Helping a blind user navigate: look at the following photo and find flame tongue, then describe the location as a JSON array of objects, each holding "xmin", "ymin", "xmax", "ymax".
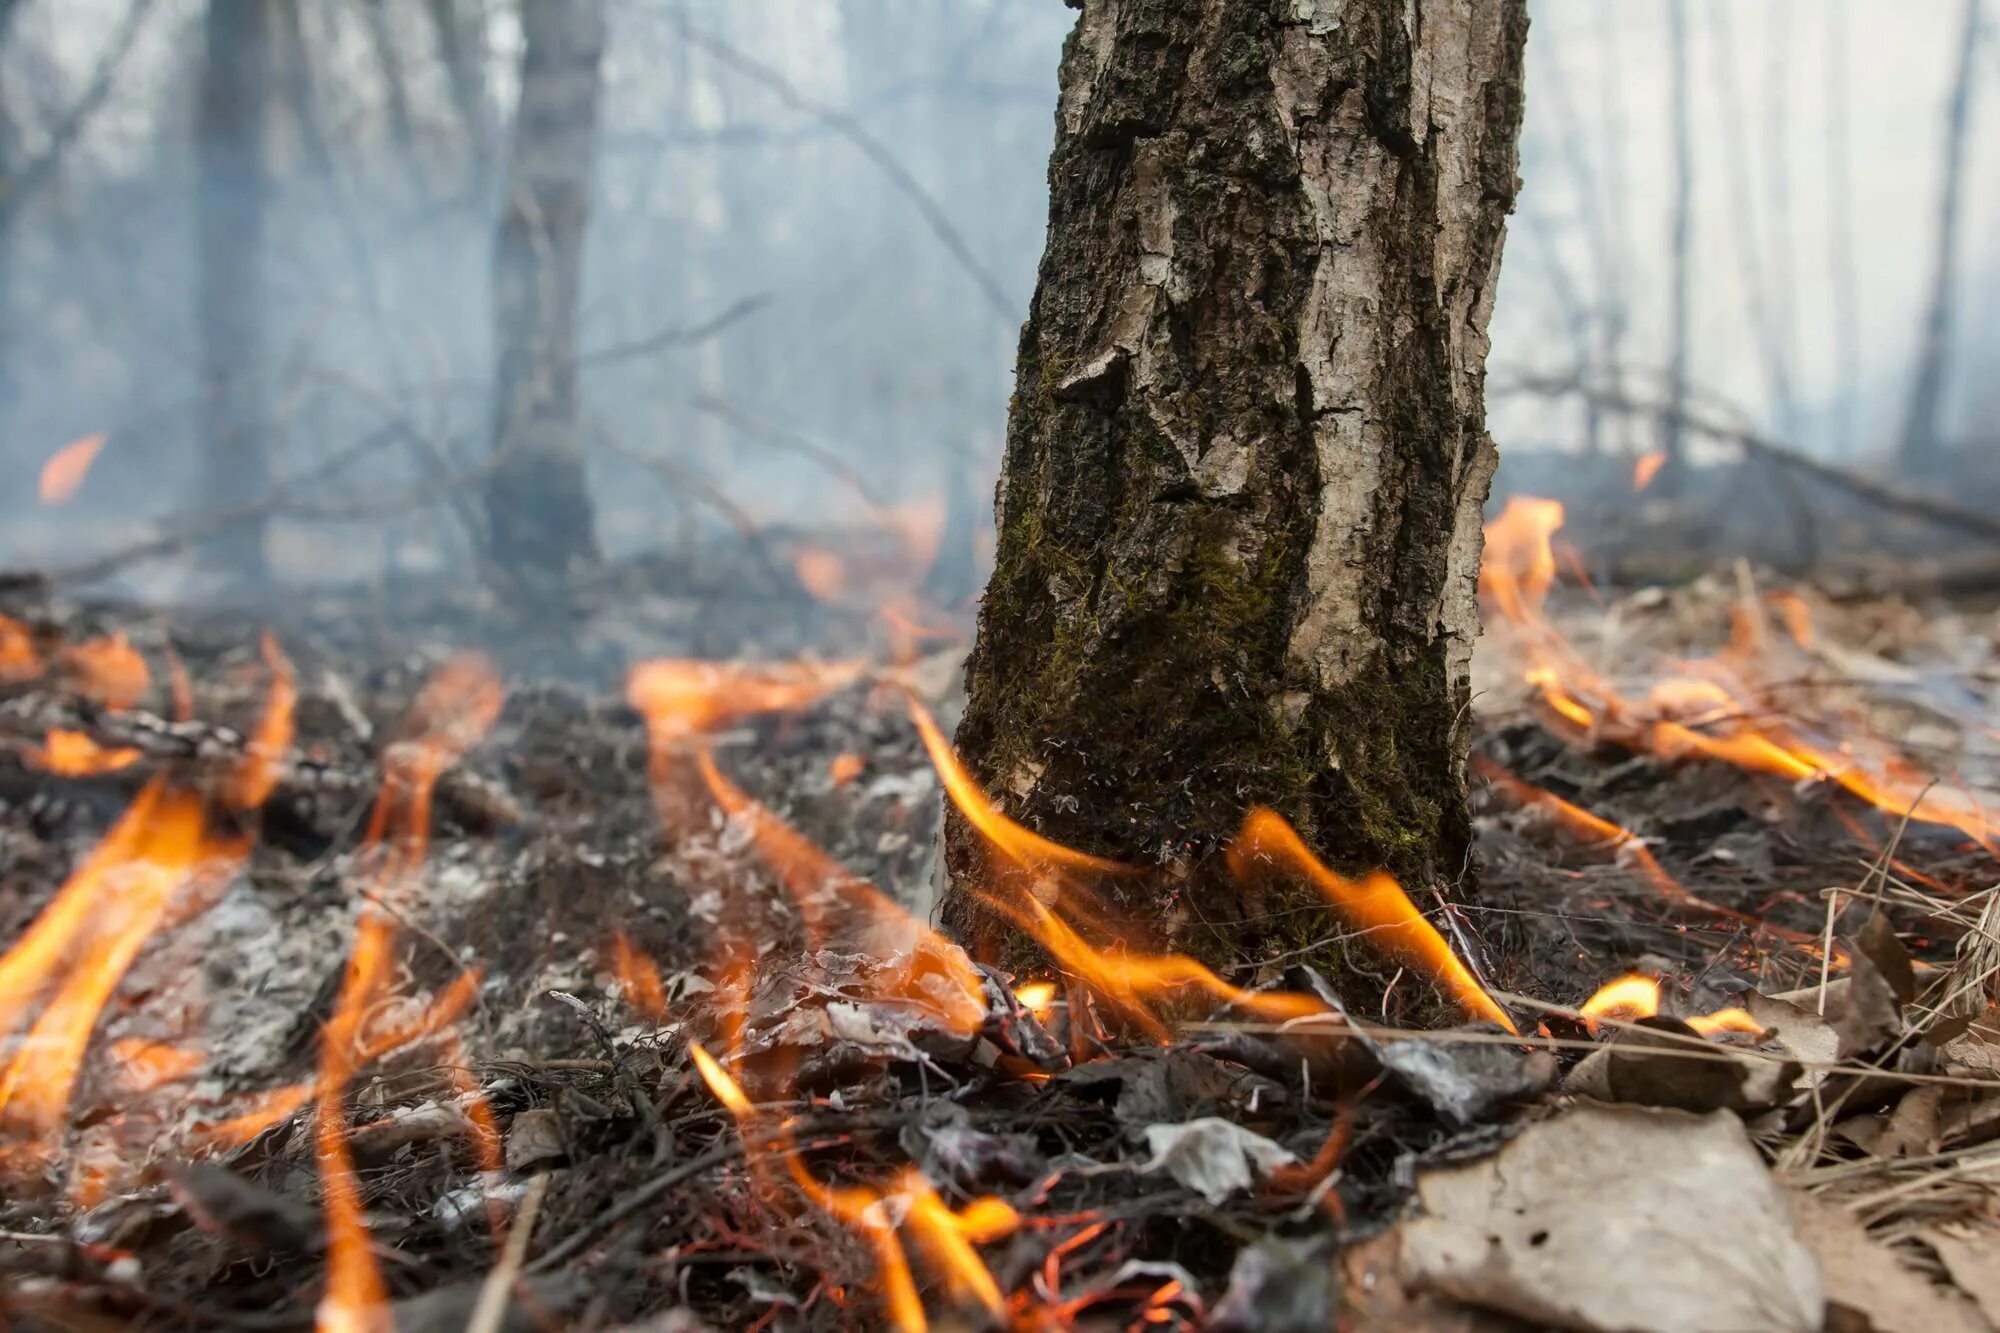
[
  {"xmin": 1482, "ymin": 497, "xmax": 1998, "ymax": 852},
  {"xmin": 909, "ymin": 697, "xmax": 1509, "ymax": 1035},
  {"xmin": 38, "ymin": 433, "xmax": 106, "ymax": 506},
  {"xmin": 688, "ymin": 1042, "xmax": 1015, "ymax": 1333},
  {"xmin": 0, "ymin": 781, "xmax": 247, "ymax": 1152},
  {"xmin": 313, "ymin": 655, "xmax": 502, "ymax": 1333},
  {"xmin": 1229, "ymin": 810, "xmax": 1517, "ymax": 1033}
]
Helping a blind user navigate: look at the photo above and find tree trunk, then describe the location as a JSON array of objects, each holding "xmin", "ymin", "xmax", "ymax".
[
  {"xmin": 940, "ymin": 0, "xmax": 1528, "ymax": 975},
  {"xmin": 425, "ymin": 0, "xmax": 495, "ymax": 187},
  {"xmin": 198, "ymin": 0, "xmax": 275, "ymax": 581},
  {"xmin": 1659, "ymin": 0, "xmax": 1692, "ymax": 484},
  {"xmin": 1898, "ymin": 0, "xmax": 1980, "ymax": 476},
  {"xmin": 483, "ymin": 0, "xmax": 606, "ymax": 585}
]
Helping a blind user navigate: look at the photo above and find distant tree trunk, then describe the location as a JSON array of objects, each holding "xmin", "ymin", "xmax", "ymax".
[
  {"xmin": 940, "ymin": 0, "xmax": 1529, "ymax": 973},
  {"xmin": 1593, "ymin": 1, "xmax": 1632, "ymax": 454},
  {"xmin": 0, "ymin": 0, "xmax": 22, "ymax": 415},
  {"xmin": 425, "ymin": 0, "xmax": 495, "ymax": 186},
  {"xmin": 1660, "ymin": 0, "xmax": 1693, "ymax": 482},
  {"xmin": 1899, "ymin": 0, "xmax": 1981, "ymax": 475},
  {"xmin": 198, "ymin": 0, "xmax": 275, "ymax": 581},
  {"xmin": 1824, "ymin": 0, "xmax": 1860, "ymax": 458},
  {"xmin": 483, "ymin": 0, "xmax": 606, "ymax": 585}
]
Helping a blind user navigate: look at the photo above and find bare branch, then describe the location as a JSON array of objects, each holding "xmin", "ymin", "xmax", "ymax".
[
  {"xmin": 1498, "ymin": 373, "xmax": 2000, "ymax": 545},
  {"xmin": 655, "ymin": 10, "xmax": 1019, "ymax": 326},
  {"xmin": 0, "ymin": 0, "xmax": 157, "ymax": 229}
]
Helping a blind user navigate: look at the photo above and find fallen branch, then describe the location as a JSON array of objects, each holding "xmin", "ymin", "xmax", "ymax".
[{"xmin": 1499, "ymin": 374, "xmax": 2000, "ymax": 544}]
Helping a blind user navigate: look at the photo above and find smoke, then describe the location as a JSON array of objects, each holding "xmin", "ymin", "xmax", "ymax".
[{"xmin": 0, "ymin": 0, "xmax": 1993, "ymax": 596}]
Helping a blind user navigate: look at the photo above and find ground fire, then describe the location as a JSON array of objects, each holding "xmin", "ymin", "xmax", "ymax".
[{"xmin": 4, "ymin": 3, "xmax": 2000, "ymax": 1331}]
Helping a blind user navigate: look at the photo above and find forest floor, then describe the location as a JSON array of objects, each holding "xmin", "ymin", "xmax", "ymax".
[{"xmin": 0, "ymin": 543, "xmax": 1997, "ymax": 1331}]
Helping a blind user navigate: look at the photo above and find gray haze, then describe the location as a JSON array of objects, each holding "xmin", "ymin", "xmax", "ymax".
[{"xmin": 0, "ymin": 1, "xmax": 1992, "ymax": 592}]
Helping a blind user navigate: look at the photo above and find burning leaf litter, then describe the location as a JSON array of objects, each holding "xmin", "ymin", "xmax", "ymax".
[{"xmin": 1, "ymin": 505, "xmax": 1999, "ymax": 1328}]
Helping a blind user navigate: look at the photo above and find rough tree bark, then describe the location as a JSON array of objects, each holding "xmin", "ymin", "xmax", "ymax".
[
  {"xmin": 198, "ymin": 0, "xmax": 275, "ymax": 581},
  {"xmin": 941, "ymin": 0, "xmax": 1528, "ymax": 974},
  {"xmin": 483, "ymin": 0, "xmax": 607, "ymax": 585},
  {"xmin": 1898, "ymin": 0, "xmax": 1980, "ymax": 475}
]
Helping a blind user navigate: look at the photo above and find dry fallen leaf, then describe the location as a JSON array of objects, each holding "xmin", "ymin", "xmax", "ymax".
[
  {"xmin": 1396, "ymin": 1103, "xmax": 1822, "ymax": 1333},
  {"xmin": 1140, "ymin": 1117, "xmax": 1297, "ymax": 1205},
  {"xmin": 1791, "ymin": 1193, "xmax": 1985, "ymax": 1333},
  {"xmin": 1923, "ymin": 1224, "xmax": 2000, "ymax": 1326}
]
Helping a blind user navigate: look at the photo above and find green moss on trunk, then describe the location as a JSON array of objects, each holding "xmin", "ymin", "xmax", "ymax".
[{"xmin": 942, "ymin": 0, "xmax": 1528, "ymax": 1011}]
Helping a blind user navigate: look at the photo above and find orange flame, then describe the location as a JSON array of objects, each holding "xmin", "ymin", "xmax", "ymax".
[
  {"xmin": 0, "ymin": 614, "xmax": 40, "ymax": 683},
  {"xmin": 63, "ymin": 633, "xmax": 149, "ymax": 710},
  {"xmin": 1575, "ymin": 974, "xmax": 1765, "ymax": 1039},
  {"xmin": 313, "ymin": 656, "xmax": 501, "ymax": 1333},
  {"xmin": 794, "ymin": 548, "xmax": 850, "ymax": 602},
  {"xmin": 1011, "ymin": 896, "xmax": 1330, "ymax": 1042},
  {"xmin": 1686, "ymin": 1007, "xmax": 1764, "ymax": 1037},
  {"xmin": 694, "ymin": 745, "xmax": 986, "ymax": 1035},
  {"xmin": 29, "ymin": 729, "xmax": 141, "ymax": 776},
  {"xmin": 38, "ymin": 433, "xmax": 106, "ymax": 505},
  {"xmin": 1767, "ymin": 592, "xmax": 1815, "ymax": 650},
  {"xmin": 0, "ymin": 781, "xmax": 246, "ymax": 1148},
  {"xmin": 1577, "ymin": 973, "xmax": 1661, "ymax": 1028},
  {"xmin": 689, "ymin": 1042, "xmax": 1011, "ymax": 1333},
  {"xmin": 1014, "ymin": 980, "xmax": 1059, "ymax": 1021},
  {"xmin": 898, "ymin": 1169, "xmax": 1019, "ymax": 1316},
  {"xmin": 1480, "ymin": 496, "xmax": 1569, "ymax": 626},
  {"xmin": 1229, "ymin": 809, "xmax": 1515, "ymax": 1032},
  {"xmin": 912, "ymin": 697, "xmax": 1486, "ymax": 1035},
  {"xmin": 1632, "ymin": 450, "xmax": 1667, "ymax": 492},
  {"xmin": 105, "ymin": 1037, "xmax": 206, "ymax": 1095},
  {"xmin": 612, "ymin": 931, "xmax": 669, "ymax": 1022},
  {"xmin": 192, "ymin": 1082, "xmax": 312, "ymax": 1147},
  {"xmin": 226, "ymin": 632, "xmax": 296, "ymax": 809},
  {"xmin": 1481, "ymin": 498, "xmax": 1997, "ymax": 852},
  {"xmin": 628, "ymin": 658, "xmax": 863, "ymax": 741},
  {"xmin": 829, "ymin": 751, "xmax": 866, "ymax": 786},
  {"xmin": 906, "ymin": 699, "xmax": 1132, "ymax": 881}
]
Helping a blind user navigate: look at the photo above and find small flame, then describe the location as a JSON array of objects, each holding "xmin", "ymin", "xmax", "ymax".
[
  {"xmin": 1228, "ymin": 809, "xmax": 1516, "ymax": 1033},
  {"xmin": 0, "ymin": 781, "xmax": 245, "ymax": 1148},
  {"xmin": 828, "ymin": 751, "xmax": 866, "ymax": 786},
  {"xmin": 898, "ymin": 1169, "xmax": 1019, "ymax": 1316},
  {"xmin": 105, "ymin": 1037, "xmax": 205, "ymax": 1096},
  {"xmin": 1575, "ymin": 974, "xmax": 1765, "ymax": 1039},
  {"xmin": 1577, "ymin": 973, "xmax": 1660, "ymax": 1028},
  {"xmin": 313, "ymin": 656, "xmax": 501, "ymax": 1333},
  {"xmin": 63, "ymin": 633, "xmax": 149, "ymax": 710},
  {"xmin": 1014, "ymin": 980, "xmax": 1059, "ymax": 1020},
  {"xmin": 695, "ymin": 745, "xmax": 986, "ymax": 1034},
  {"xmin": 907, "ymin": 699, "xmax": 1132, "ymax": 880},
  {"xmin": 1768, "ymin": 592, "xmax": 1815, "ymax": 650},
  {"xmin": 226, "ymin": 633, "xmax": 297, "ymax": 810},
  {"xmin": 38, "ymin": 433, "xmax": 106, "ymax": 505},
  {"xmin": 1686, "ymin": 1007, "xmax": 1764, "ymax": 1037},
  {"xmin": 794, "ymin": 548, "xmax": 850, "ymax": 602},
  {"xmin": 1011, "ymin": 895, "xmax": 1330, "ymax": 1041},
  {"xmin": 0, "ymin": 614, "xmax": 40, "ymax": 683},
  {"xmin": 1480, "ymin": 496, "xmax": 1568, "ymax": 625},
  {"xmin": 192, "ymin": 1082, "xmax": 312, "ymax": 1147},
  {"xmin": 30, "ymin": 729, "xmax": 141, "ymax": 776},
  {"xmin": 1632, "ymin": 449, "xmax": 1667, "ymax": 492},
  {"xmin": 612, "ymin": 931, "xmax": 669, "ymax": 1022},
  {"xmin": 1481, "ymin": 498, "xmax": 1996, "ymax": 852},
  {"xmin": 628, "ymin": 658, "xmax": 863, "ymax": 741},
  {"xmin": 1475, "ymin": 759, "xmax": 1764, "ymax": 928},
  {"xmin": 690, "ymin": 1042, "xmax": 1002, "ymax": 1333}
]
